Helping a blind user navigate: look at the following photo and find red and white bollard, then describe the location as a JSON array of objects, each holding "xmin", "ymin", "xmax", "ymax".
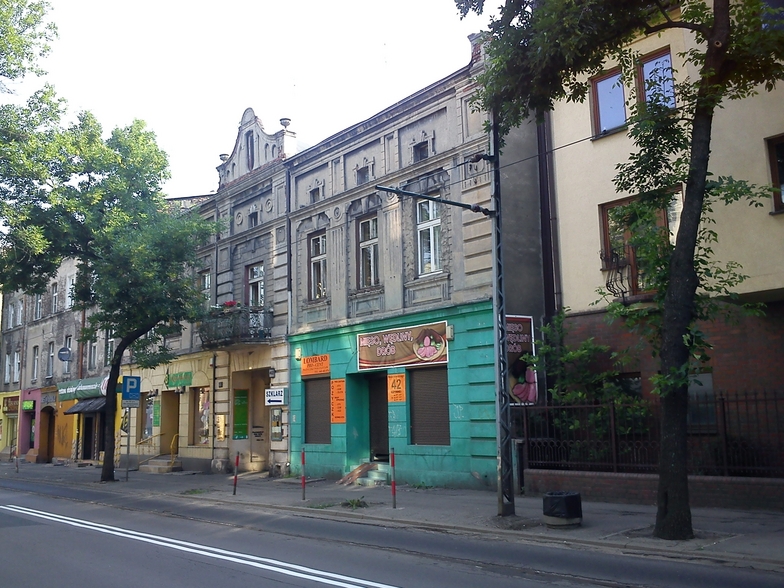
[
  {"xmin": 301, "ymin": 447, "xmax": 306, "ymax": 501},
  {"xmin": 391, "ymin": 447, "xmax": 397, "ymax": 509}
]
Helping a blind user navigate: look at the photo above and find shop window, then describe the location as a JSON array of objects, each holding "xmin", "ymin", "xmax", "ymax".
[
  {"xmin": 358, "ymin": 216, "xmax": 379, "ymax": 288},
  {"xmin": 417, "ymin": 199, "xmax": 441, "ymax": 275},
  {"xmin": 409, "ymin": 367, "xmax": 450, "ymax": 445},
  {"xmin": 247, "ymin": 263, "xmax": 264, "ymax": 308},
  {"xmin": 304, "ymin": 378, "xmax": 331, "ymax": 444},
  {"xmin": 309, "ymin": 232, "xmax": 327, "ymax": 300},
  {"xmin": 189, "ymin": 387, "xmax": 210, "ymax": 445},
  {"xmin": 767, "ymin": 134, "xmax": 784, "ymax": 212},
  {"xmin": 139, "ymin": 393, "xmax": 155, "ymax": 441},
  {"xmin": 592, "ymin": 68, "xmax": 626, "ymax": 135}
]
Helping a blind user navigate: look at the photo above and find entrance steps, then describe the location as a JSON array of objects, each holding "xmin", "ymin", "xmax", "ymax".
[
  {"xmin": 138, "ymin": 455, "xmax": 183, "ymax": 474},
  {"xmin": 339, "ymin": 462, "xmax": 390, "ymax": 486}
]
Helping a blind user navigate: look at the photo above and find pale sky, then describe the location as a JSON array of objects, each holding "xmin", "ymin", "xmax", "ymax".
[{"xmin": 13, "ymin": 0, "xmax": 492, "ymax": 198}]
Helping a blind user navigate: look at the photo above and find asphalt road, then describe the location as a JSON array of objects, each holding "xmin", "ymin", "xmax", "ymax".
[{"xmin": 0, "ymin": 479, "xmax": 781, "ymax": 588}]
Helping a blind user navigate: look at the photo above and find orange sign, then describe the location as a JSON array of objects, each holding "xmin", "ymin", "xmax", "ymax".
[
  {"xmin": 330, "ymin": 379, "xmax": 346, "ymax": 423},
  {"xmin": 387, "ymin": 374, "xmax": 406, "ymax": 403},
  {"xmin": 301, "ymin": 354, "xmax": 330, "ymax": 377}
]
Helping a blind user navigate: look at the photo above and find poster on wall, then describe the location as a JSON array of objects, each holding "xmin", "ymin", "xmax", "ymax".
[
  {"xmin": 233, "ymin": 389, "xmax": 249, "ymax": 440},
  {"xmin": 330, "ymin": 379, "xmax": 346, "ymax": 424},
  {"xmin": 507, "ymin": 315, "xmax": 537, "ymax": 405},
  {"xmin": 358, "ymin": 321, "xmax": 448, "ymax": 371}
]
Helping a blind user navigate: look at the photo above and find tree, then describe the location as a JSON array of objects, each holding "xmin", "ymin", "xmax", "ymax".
[
  {"xmin": 457, "ymin": 0, "xmax": 784, "ymax": 539},
  {"xmin": 0, "ymin": 97, "xmax": 214, "ymax": 481},
  {"xmin": 0, "ymin": 0, "xmax": 56, "ymax": 92}
]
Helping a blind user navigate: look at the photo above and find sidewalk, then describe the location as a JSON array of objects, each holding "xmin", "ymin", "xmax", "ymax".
[{"xmin": 2, "ymin": 460, "xmax": 783, "ymax": 573}]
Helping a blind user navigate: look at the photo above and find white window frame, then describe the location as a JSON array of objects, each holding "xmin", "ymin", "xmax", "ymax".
[
  {"xmin": 13, "ymin": 350, "xmax": 20, "ymax": 383},
  {"xmin": 63, "ymin": 335, "xmax": 72, "ymax": 374},
  {"xmin": 417, "ymin": 199, "xmax": 442, "ymax": 275},
  {"xmin": 4, "ymin": 353, "xmax": 11, "ymax": 384},
  {"xmin": 47, "ymin": 342, "xmax": 54, "ymax": 378},
  {"xmin": 66, "ymin": 275, "xmax": 75, "ymax": 309},
  {"xmin": 359, "ymin": 217, "xmax": 379, "ymax": 288},
  {"xmin": 310, "ymin": 233, "xmax": 327, "ymax": 300},
  {"xmin": 248, "ymin": 263, "xmax": 264, "ymax": 308},
  {"xmin": 15, "ymin": 301, "xmax": 22, "ymax": 326},
  {"xmin": 51, "ymin": 282, "xmax": 58, "ymax": 314},
  {"xmin": 34, "ymin": 294, "xmax": 42, "ymax": 320},
  {"xmin": 105, "ymin": 330, "xmax": 115, "ymax": 366},
  {"xmin": 88, "ymin": 340, "xmax": 98, "ymax": 370},
  {"xmin": 32, "ymin": 346, "xmax": 39, "ymax": 381},
  {"xmin": 7, "ymin": 303, "xmax": 14, "ymax": 329}
]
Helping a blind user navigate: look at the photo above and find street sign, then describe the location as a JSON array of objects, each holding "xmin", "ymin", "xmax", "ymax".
[
  {"xmin": 121, "ymin": 376, "xmax": 141, "ymax": 408},
  {"xmin": 264, "ymin": 387, "xmax": 287, "ymax": 406}
]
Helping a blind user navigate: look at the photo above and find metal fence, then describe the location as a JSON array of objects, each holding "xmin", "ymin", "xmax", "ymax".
[{"xmin": 514, "ymin": 390, "xmax": 784, "ymax": 478}]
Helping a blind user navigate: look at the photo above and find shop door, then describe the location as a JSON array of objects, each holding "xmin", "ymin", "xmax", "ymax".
[
  {"xmin": 250, "ymin": 387, "xmax": 270, "ymax": 470},
  {"xmin": 368, "ymin": 375, "xmax": 389, "ymax": 462},
  {"xmin": 160, "ymin": 391, "xmax": 179, "ymax": 455},
  {"xmin": 83, "ymin": 416, "xmax": 94, "ymax": 460},
  {"xmin": 39, "ymin": 407, "xmax": 54, "ymax": 463}
]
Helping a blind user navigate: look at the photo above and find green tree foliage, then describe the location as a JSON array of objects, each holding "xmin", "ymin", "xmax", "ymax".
[
  {"xmin": 457, "ymin": 0, "xmax": 784, "ymax": 539},
  {"xmin": 0, "ymin": 0, "xmax": 56, "ymax": 92},
  {"xmin": 0, "ymin": 92, "xmax": 215, "ymax": 481}
]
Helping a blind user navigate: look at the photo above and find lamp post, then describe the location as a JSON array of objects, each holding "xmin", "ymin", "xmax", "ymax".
[{"xmin": 375, "ymin": 117, "xmax": 515, "ymax": 516}]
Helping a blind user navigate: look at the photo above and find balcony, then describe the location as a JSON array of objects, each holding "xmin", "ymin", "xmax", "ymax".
[{"xmin": 198, "ymin": 306, "xmax": 273, "ymax": 349}]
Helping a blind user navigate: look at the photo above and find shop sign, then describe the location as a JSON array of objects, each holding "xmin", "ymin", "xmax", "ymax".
[
  {"xmin": 22, "ymin": 400, "xmax": 35, "ymax": 411},
  {"xmin": 387, "ymin": 373, "xmax": 406, "ymax": 403},
  {"xmin": 165, "ymin": 371, "xmax": 193, "ymax": 388},
  {"xmin": 506, "ymin": 315, "xmax": 537, "ymax": 405},
  {"xmin": 2, "ymin": 396, "xmax": 19, "ymax": 413},
  {"xmin": 41, "ymin": 387, "xmax": 57, "ymax": 408},
  {"xmin": 233, "ymin": 389, "xmax": 249, "ymax": 440},
  {"xmin": 301, "ymin": 354, "xmax": 330, "ymax": 377},
  {"xmin": 358, "ymin": 321, "xmax": 448, "ymax": 371},
  {"xmin": 57, "ymin": 377, "xmax": 105, "ymax": 400},
  {"xmin": 264, "ymin": 388, "xmax": 287, "ymax": 406},
  {"xmin": 330, "ymin": 379, "xmax": 346, "ymax": 424}
]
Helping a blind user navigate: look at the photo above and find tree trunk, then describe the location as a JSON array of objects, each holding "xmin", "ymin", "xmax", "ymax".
[{"xmin": 100, "ymin": 337, "xmax": 133, "ymax": 482}]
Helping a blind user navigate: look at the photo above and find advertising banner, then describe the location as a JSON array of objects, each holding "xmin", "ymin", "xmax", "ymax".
[
  {"xmin": 507, "ymin": 315, "xmax": 537, "ymax": 405},
  {"xmin": 358, "ymin": 321, "xmax": 448, "ymax": 371}
]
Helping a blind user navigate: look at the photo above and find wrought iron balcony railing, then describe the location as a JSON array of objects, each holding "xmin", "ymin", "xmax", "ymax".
[{"xmin": 198, "ymin": 306, "xmax": 273, "ymax": 348}]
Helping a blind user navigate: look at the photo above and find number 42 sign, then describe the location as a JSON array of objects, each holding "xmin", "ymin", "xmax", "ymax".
[{"xmin": 387, "ymin": 374, "xmax": 406, "ymax": 403}]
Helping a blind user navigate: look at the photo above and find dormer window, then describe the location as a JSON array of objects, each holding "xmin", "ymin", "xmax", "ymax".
[{"xmin": 356, "ymin": 167, "xmax": 369, "ymax": 186}]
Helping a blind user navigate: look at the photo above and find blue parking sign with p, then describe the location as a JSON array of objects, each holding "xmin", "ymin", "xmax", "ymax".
[{"xmin": 122, "ymin": 376, "xmax": 141, "ymax": 407}]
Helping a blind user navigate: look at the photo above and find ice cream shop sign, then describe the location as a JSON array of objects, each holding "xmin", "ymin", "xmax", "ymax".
[{"xmin": 358, "ymin": 321, "xmax": 449, "ymax": 370}]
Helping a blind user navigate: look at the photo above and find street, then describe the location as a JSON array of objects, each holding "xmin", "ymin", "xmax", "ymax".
[{"xmin": 1, "ymin": 478, "xmax": 782, "ymax": 588}]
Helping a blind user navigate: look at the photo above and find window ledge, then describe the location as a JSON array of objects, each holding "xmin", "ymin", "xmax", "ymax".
[
  {"xmin": 591, "ymin": 125, "xmax": 628, "ymax": 140},
  {"xmin": 769, "ymin": 208, "xmax": 784, "ymax": 216}
]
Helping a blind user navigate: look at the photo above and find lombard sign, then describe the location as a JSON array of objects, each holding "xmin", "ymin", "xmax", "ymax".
[
  {"xmin": 358, "ymin": 321, "xmax": 448, "ymax": 371},
  {"xmin": 264, "ymin": 388, "xmax": 288, "ymax": 406},
  {"xmin": 301, "ymin": 354, "xmax": 330, "ymax": 378}
]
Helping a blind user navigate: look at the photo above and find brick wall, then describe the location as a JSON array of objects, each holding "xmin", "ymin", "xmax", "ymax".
[{"xmin": 524, "ymin": 469, "xmax": 784, "ymax": 511}]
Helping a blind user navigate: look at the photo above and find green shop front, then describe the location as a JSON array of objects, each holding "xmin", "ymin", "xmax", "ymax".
[{"xmin": 289, "ymin": 301, "xmax": 499, "ymax": 488}]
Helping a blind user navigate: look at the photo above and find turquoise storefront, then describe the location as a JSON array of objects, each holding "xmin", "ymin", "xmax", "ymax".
[{"xmin": 289, "ymin": 300, "xmax": 499, "ymax": 488}]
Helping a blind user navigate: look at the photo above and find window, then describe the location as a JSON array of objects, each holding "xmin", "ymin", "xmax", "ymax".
[
  {"xmin": 189, "ymin": 387, "xmax": 210, "ymax": 445},
  {"xmin": 200, "ymin": 271, "xmax": 211, "ymax": 306},
  {"xmin": 687, "ymin": 372, "xmax": 716, "ymax": 432},
  {"xmin": 245, "ymin": 131, "xmax": 255, "ymax": 169},
  {"xmin": 310, "ymin": 187, "xmax": 321, "ymax": 203},
  {"xmin": 15, "ymin": 302, "xmax": 22, "ymax": 326},
  {"xmin": 105, "ymin": 330, "xmax": 115, "ymax": 366},
  {"xmin": 413, "ymin": 141, "xmax": 429, "ymax": 162},
  {"xmin": 46, "ymin": 342, "xmax": 54, "ymax": 377},
  {"xmin": 248, "ymin": 211, "xmax": 258, "ymax": 227},
  {"xmin": 600, "ymin": 194, "xmax": 681, "ymax": 297},
  {"xmin": 304, "ymin": 378, "xmax": 331, "ymax": 444},
  {"xmin": 13, "ymin": 350, "xmax": 20, "ymax": 383},
  {"xmin": 31, "ymin": 346, "xmax": 39, "ymax": 381},
  {"xmin": 409, "ymin": 367, "xmax": 450, "ymax": 445},
  {"xmin": 4, "ymin": 353, "xmax": 11, "ymax": 384},
  {"xmin": 417, "ymin": 199, "xmax": 441, "ymax": 274},
  {"xmin": 309, "ymin": 233, "xmax": 327, "ymax": 300},
  {"xmin": 34, "ymin": 294, "xmax": 42, "ymax": 320},
  {"xmin": 139, "ymin": 393, "xmax": 155, "ymax": 441},
  {"xmin": 66, "ymin": 275, "xmax": 75, "ymax": 308},
  {"xmin": 639, "ymin": 49, "xmax": 675, "ymax": 108},
  {"xmin": 767, "ymin": 134, "xmax": 784, "ymax": 212},
  {"xmin": 63, "ymin": 335, "xmax": 72, "ymax": 374},
  {"xmin": 51, "ymin": 282, "xmax": 58, "ymax": 313},
  {"xmin": 359, "ymin": 217, "xmax": 379, "ymax": 288},
  {"xmin": 7, "ymin": 303, "xmax": 14, "ymax": 329},
  {"xmin": 247, "ymin": 263, "xmax": 264, "ymax": 307},
  {"xmin": 356, "ymin": 166, "xmax": 369, "ymax": 186},
  {"xmin": 592, "ymin": 68, "xmax": 626, "ymax": 134},
  {"xmin": 88, "ymin": 340, "xmax": 97, "ymax": 370},
  {"xmin": 763, "ymin": 0, "xmax": 784, "ymax": 28}
]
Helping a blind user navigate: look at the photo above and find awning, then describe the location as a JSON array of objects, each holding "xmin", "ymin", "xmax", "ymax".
[
  {"xmin": 57, "ymin": 376, "xmax": 106, "ymax": 400},
  {"xmin": 63, "ymin": 396, "xmax": 107, "ymax": 414}
]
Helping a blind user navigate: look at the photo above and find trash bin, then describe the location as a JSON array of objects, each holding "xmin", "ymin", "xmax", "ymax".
[{"xmin": 542, "ymin": 491, "xmax": 582, "ymax": 528}]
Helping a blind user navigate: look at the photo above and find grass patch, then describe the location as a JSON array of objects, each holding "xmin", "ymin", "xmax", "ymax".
[
  {"xmin": 341, "ymin": 497, "xmax": 368, "ymax": 510},
  {"xmin": 307, "ymin": 502, "xmax": 338, "ymax": 510},
  {"xmin": 181, "ymin": 488, "xmax": 210, "ymax": 495}
]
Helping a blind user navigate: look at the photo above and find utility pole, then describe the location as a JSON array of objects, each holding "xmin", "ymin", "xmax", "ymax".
[{"xmin": 375, "ymin": 115, "xmax": 515, "ymax": 516}]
